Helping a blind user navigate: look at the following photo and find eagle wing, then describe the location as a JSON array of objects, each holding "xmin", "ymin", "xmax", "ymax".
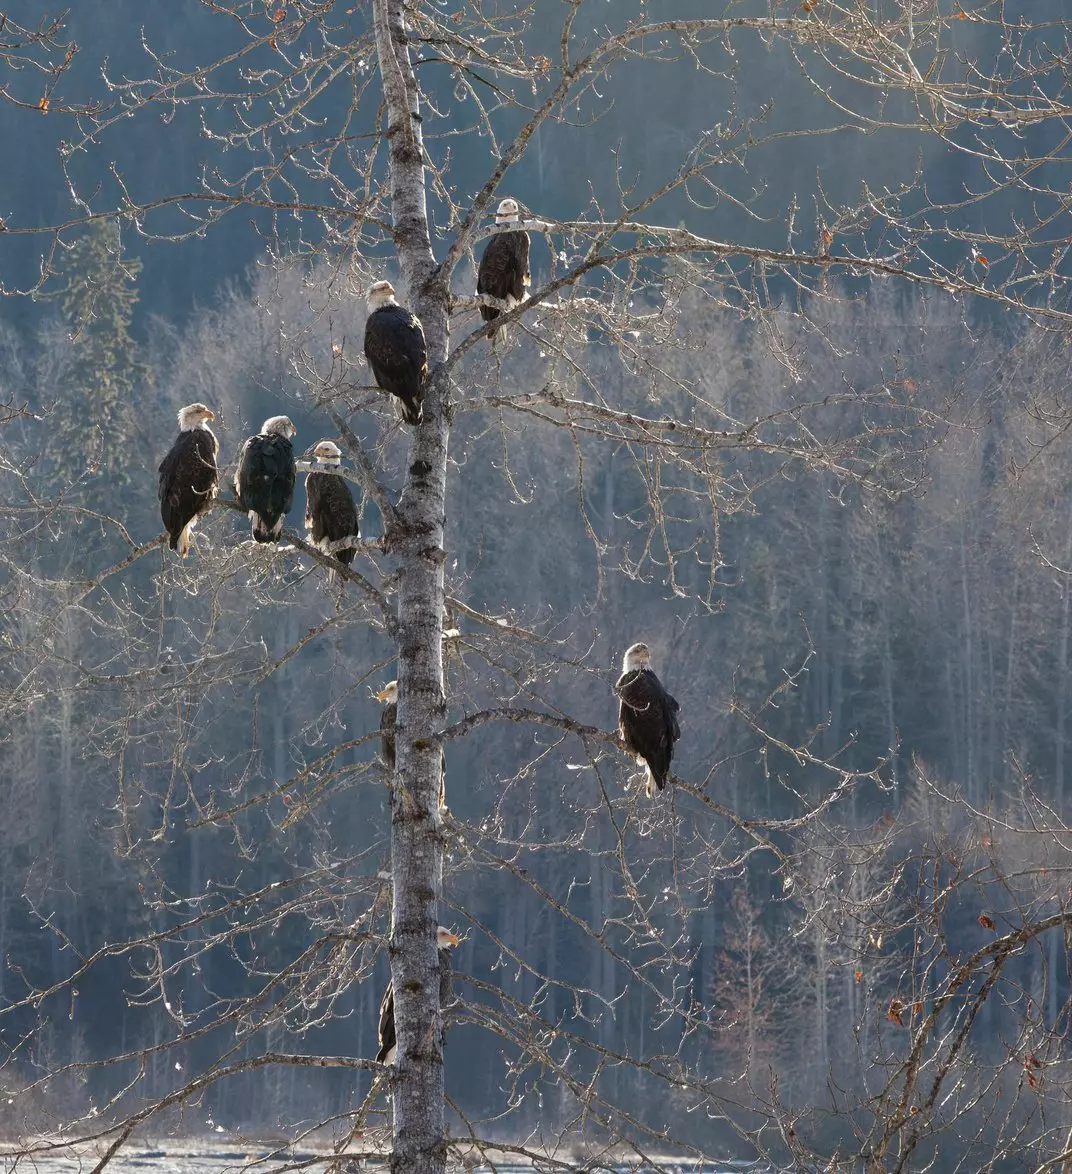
[
  {"xmin": 439, "ymin": 944, "xmax": 454, "ymax": 1010},
  {"xmin": 364, "ymin": 307, "xmax": 428, "ymax": 388},
  {"xmin": 376, "ymin": 980, "xmax": 396, "ymax": 1064},
  {"xmin": 236, "ymin": 434, "xmax": 296, "ymax": 527},
  {"xmin": 364, "ymin": 306, "xmax": 428, "ymax": 425},
  {"xmin": 380, "ymin": 701, "xmax": 397, "ymax": 770}
]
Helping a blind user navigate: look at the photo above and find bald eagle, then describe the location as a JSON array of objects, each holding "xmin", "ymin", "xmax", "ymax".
[
  {"xmin": 616, "ymin": 642, "xmax": 681, "ymax": 797},
  {"xmin": 234, "ymin": 416, "xmax": 297, "ymax": 543},
  {"xmin": 376, "ymin": 680, "xmax": 448, "ymax": 818},
  {"xmin": 477, "ymin": 198, "xmax": 530, "ymax": 336},
  {"xmin": 305, "ymin": 440, "xmax": 359, "ymax": 580},
  {"xmin": 377, "ymin": 679, "xmax": 399, "ymax": 771},
  {"xmin": 376, "ymin": 927, "xmax": 459, "ymax": 1066},
  {"xmin": 364, "ymin": 281, "xmax": 427, "ymax": 426},
  {"xmin": 158, "ymin": 402, "xmax": 220, "ymax": 557}
]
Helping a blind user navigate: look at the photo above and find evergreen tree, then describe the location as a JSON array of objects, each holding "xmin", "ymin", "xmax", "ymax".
[{"xmin": 48, "ymin": 219, "xmax": 146, "ymax": 523}]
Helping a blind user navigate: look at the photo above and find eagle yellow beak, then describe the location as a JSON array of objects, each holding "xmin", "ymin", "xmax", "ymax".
[
  {"xmin": 440, "ymin": 930, "xmax": 460, "ymax": 948},
  {"xmin": 374, "ymin": 686, "xmax": 393, "ymax": 702},
  {"xmin": 204, "ymin": 409, "xmax": 216, "ymax": 421}
]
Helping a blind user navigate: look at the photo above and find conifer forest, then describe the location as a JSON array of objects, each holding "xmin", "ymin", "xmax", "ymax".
[{"xmin": 4, "ymin": 1, "xmax": 1072, "ymax": 1171}]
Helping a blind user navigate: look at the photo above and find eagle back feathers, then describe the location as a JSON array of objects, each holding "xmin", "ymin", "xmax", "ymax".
[
  {"xmin": 380, "ymin": 701, "xmax": 397, "ymax": 771},
  {"xmin": 376, "ymin": 980, "xmax": 396, "ymax": 1064},
  {"xmin": 235, "ymin": 432, "xmax": 296, "ymax": 540}
]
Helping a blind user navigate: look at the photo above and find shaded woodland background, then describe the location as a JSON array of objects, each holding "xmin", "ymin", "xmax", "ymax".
[{"xmin": 0, "ymin": 0, "xmax": 1070, "ymax": 1167}]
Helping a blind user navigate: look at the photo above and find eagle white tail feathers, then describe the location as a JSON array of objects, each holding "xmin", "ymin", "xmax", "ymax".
[
  {"xmin": 490, "ymin": 294, "xmax": 520, "ymax": 353},
  {"xmin": 318, "ymin": 538, "xmax": 339, "ymax": 585},
  {"xmin": 250, "ymin": 511, "xmax": 284, "ymax": 543},
  {"xmin": 635, "ymin": 755, "xmax": 657, "ymax": 799},
  {"xmin": 398, "ymin": 398, "xmax": 423, "ymax": 427},
  {"xmin": 176, "ymin": 518, "xmax": 198, "ymax": 557}
]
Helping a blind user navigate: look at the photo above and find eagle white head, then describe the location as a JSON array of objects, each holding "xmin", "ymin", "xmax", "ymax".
[
  {"xmin": 436, "ymin": 926, "xmax": 460, "ymax": 949},
  {"xmin": 178, "ymin": 402, "xmax": 216, "ymax": 431},
  {"xmin": 312, "ymin": 439, "xmax": 342, "ymax": 465},
  {"xmin": 375, "ymin": 680, "xmax": 398, "ymax": 704},
  {"xmin": 495, "ymin": 197, "xmax": 520, "ymax": 225},
  {"xmin": 622, "ymin": 642, "xmax": 652, "ymax": 673},
  {"xmin": 367, "ymin": 280, "xmax": 398, "ymax": 312},
  {"xmin": 261, "ymin": 415, "xmax": 297, "ymax": 439}
]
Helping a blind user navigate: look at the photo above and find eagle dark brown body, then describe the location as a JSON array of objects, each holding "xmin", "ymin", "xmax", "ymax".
[
  {"xmin": 364, "ymin": 281, "xmax": 428, "ymax": 426},
  {"xmin": 616, "ymin": 643, "xmax": 681, "ymax": 797},
  {"xmin": 305, "ymin": 441, "xmax": 359, "ymax": 577},
  {"xmin": 158, "ymin": 403, "xmax": 220, "ymax": 557}
]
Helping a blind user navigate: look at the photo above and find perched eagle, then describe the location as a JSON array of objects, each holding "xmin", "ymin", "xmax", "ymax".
[
  {"xmin": 375, "ymin": 680, "xmax": 448, "ymax": 818},
  {"xmin": 158, "ymin": 402, "xmax": 220, "ymax": 557},
  {"xmin": 377, "ymin": 679, "xmax": 399, "ymax": 771},
  {"xmin": 234, "ymin": 416, "xmax": 297, "ymax": 543},
  {"xmin": 477, "ymin": 197, "xmax": 531, "ymax": 334},
  {"xmin": 305, "ymin": 440, "xmax": 359, "ymax": 580},
  {"xmin": 615, "ymin": 642, "xmax": 681, "ymax": 797},
  {"xmin": 376, "ymin": 926, "xmax": 460, "ymax": 1066},
  {"xmin": 363, "ymin": 281, "xmax": 428, "ymax": 426}
]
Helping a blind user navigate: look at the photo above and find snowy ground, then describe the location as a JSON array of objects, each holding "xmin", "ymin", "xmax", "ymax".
[
  {"xmin": 0, "ymin": 1141, "xmax": 364, "ymax": 1173},
  {"xmin": 0, "ymin": 1143, "xmax": 777, "ymax": 1174}
]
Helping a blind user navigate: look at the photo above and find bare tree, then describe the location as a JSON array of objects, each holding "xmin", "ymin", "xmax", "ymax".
[{"xmin": 6, "ymin": 2, "xmax": 1072, "ymax": 1173}]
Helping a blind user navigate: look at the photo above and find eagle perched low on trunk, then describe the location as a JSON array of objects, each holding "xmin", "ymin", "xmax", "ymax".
[
  {"xmin": 158, "ymin": 402, "xmax": 220, "ymax": 557},
  {"xmin": 376, "ymin": 926, "xmax": 460, "ymax": 1066},
  {"xmin": 375, "ymin": 679, "xmax": 448, "ymax": 820}
]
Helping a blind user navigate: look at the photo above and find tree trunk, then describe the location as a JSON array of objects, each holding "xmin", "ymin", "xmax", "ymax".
[
  {"xmin": 1056, "ymin": 504, "xmax": 1072, "ymax": 815},
  {"xmin": 372, "ymin": 5, "xmax": 451, "ymax": 1174},
  {"xmin": 1001, "ymin": 565, "xmax": 1020, "ymax": 790},
  {"xmin": 960, "ymin": 531, "xmax": 976, "ymax": 802}
]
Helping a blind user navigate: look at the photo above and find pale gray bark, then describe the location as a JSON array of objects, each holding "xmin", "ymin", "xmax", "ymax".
[
  {"xmin": 372, "ymin": 5, "xmax": 451, "ymax": 1174},
  {"xmin": 959, "ymin": 531, "xmax": 976, "ymax": 804},
  {"xmin": 1056, "ymin": 504, "xmax": 1072, "ymax": 815}
]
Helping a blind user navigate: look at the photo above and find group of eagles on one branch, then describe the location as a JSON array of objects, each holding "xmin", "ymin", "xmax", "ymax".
[{"xmin": 155, "ymin": 198, "xmax": 681, "ymax": 1065}]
